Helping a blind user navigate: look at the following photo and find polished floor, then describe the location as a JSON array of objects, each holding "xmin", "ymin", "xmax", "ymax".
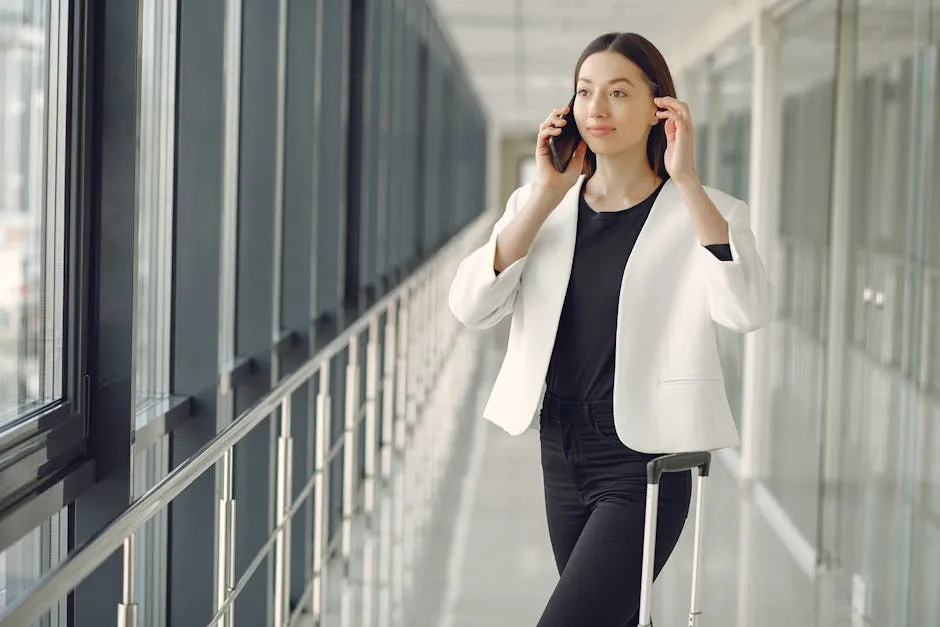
[{"xmin": 299, "ymin": 324, "xmax": 857, "ymax": 626}]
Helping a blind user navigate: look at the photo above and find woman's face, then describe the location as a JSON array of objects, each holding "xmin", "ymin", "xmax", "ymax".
[{"xmin": 573, "ymin": 51, "xmax": 659, "ymax": 158}]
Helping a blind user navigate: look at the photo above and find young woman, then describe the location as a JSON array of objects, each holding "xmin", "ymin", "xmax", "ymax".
[{"xmin": 448, "ymin": 32, "xmax": 773, "ymax": 626}]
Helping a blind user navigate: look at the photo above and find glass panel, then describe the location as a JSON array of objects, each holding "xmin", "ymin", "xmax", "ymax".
[
  {"xmin": 134, "ymin": 0, "xmax": 177, "ymax": 415},
  {"xmin": 763, "ymin": 0, "xmax": 839, "ymax": 548},
  {"xmin": 132, "ymin": 0, "xmax": 178, "ymax": 623},
  {"xmin": 904, "ymin": 0, "xmax": 939, "ymax": 624},
  {"xmin": 0, "ymin": 510, "xmax": 67, "ymax": 627},
  {"xmin": 0, "ymin": 0, "xmax": 67, "ymax": 426},
  {"xmin": 712, "ymin": 39, "xmax": 753, "ymax": 429},
  {"xmin": 134, "ymin": 437, "xmax": 169, "ymax": 627},
  {"xmin": 825, "ymin": 0, "xmax": 933, "ymax": 623}
]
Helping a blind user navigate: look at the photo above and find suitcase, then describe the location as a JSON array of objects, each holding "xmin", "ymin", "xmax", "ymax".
[{"xmin": 638, "ymin": 451, "xmax": 711, "ymax": 627}]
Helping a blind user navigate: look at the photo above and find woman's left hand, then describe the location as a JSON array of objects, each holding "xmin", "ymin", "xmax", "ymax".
[{"xmin": 655, "ymin": 96, "xmax": 698, "ymax": 184}]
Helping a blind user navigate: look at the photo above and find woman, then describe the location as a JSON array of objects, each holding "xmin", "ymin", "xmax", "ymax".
[{"xmin": 448, "ymin": 32, "xmax": 773, "ymax": 626}]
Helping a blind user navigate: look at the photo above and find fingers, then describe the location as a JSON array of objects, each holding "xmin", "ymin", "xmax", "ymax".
[
  {"xmin": 654, "ymin": 96, "xmax": 689, "ymax": 113},
  {"xmin": 541, "ymin": 108, "xmax": 568, "ymax": 130},
  {"xmin": 538, "ymin": 106, "xmax": 571, "ymax": 145},
  {"xmin": 536, "ymin": 125, "xmax": 560, "ymax": 151},
  {"xmin": 654, "ymin": 97, "xmax": 692, "ymax": 123}
]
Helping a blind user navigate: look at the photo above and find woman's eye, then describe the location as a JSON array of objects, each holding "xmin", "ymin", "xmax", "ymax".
[
  {"xmin": 612, "ymin": 90, "xmax": 627, "ymax": 97},
  {"xmin": 576, "ymin": 89, "xmax": 588, "ymax": 96}
]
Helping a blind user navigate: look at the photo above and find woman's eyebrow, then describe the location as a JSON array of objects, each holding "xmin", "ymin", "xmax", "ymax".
[{"xmin": 577, "ymin": 77, "xmax": 637, "ymax": 88}]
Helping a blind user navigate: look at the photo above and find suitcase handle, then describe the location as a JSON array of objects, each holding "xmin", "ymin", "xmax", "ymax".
[
  {"xmin": 646, "ymin": 452, "xmax": 711, "ymax": 485},
  {"xmin": 639, "ymin": 451, "xmax": 712, "ymax": 627}
]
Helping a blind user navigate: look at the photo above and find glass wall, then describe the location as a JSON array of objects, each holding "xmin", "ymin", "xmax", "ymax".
[
  {"xmin": 708, "ymin": 31, "xmax": 754, "ymax": 429},
  {"xmin": 0, "ymin": 0, "xmax": 488, "ymax": 624},
  {"xmin": 688, "ymin": 1, "xmax": 940, "ymax": 625},
  {"xmin": 822, "ymin": 0, "xmax": 940, "ymax": 624},
  {"xmin": 132, "ymin": 1, "xmax": 177, "ymax": 623},
  {"xmin": 680, "ymin": 26, "xmax": 754, "ymax": 430},
  {"xmin": 0, "ymin": 0, "xmax": 66, "ymax": 423},
  {"xmin": 0, "ymin": 1, "xmax": 72, "ymax": 623},
  {"xmin": 762, "ymin": 0, "xmax": 840, "ymax": 551}
]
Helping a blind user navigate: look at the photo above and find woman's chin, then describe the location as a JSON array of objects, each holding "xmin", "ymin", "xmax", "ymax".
[
  {"xmin": 588, "ymin": 142, "xmax": 627, "ymax": 157},
  {"xmin": 586, "ymin": 137, "xmax": 641, "ymax": 158}
]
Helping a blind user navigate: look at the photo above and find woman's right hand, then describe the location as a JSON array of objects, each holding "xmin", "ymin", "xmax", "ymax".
[{"xmin": 534, "ymin": 105, "xmax": 587, "ymax": 197}]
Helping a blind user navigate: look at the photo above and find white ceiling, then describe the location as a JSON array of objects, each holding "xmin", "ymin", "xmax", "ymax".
[{"xmin": 430, "ymin": 0, "xmax": 752, "ymax": 133}]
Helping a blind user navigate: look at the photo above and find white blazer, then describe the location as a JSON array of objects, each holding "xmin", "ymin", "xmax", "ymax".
[{"xmin": 448, "ymin": 176, "xmax": 774, "ymax": 453}]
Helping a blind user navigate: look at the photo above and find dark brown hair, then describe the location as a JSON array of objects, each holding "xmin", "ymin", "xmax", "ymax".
[{"xmin": 573, "ymin": 33, "xmax": 676, "ymax": 179}]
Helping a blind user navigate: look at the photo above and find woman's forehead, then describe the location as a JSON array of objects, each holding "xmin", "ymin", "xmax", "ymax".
[{"xmin": 577, "ymin": 52, "xmax": 645, "ymax": 85}]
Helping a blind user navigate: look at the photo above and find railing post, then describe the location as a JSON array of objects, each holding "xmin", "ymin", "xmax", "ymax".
[
  {"xmin": 361, "ymin": 316, "xmax": 381, "ymax": 625},
  {"xmin": 117, "ymin": 535, "xmax": 138, "ymax": 627},
  {"xmin": 378, "ymin": 301, "xmax": 398, "ymax": 627},
  {"xmin": 395, "ymin": 294, "xmax": 409, "ymax": 452},
  {"xmin": 381, "ymin": 303, "xmax": 398, "ymax": 481},
  {"xmin": 273, "ymin": 397, "xmax": 293, "ymax": 627},
  {"xmin": 215, "ymin": 447, "xmax": 236, "ymax": 627},
  {"xmin": 311, "ymin": 363, "xmax": 332, "ymax": 623},
  {"xmin": 364, "ymin": 316, "xmax": 380, "ymax": 516},
  {"xmin": 342, "ymin": 335, "xmax": 361, "ymax": 576},
  {"xmin": 392, "ymin": 293, "xmax": 409, "ymax": 625}
]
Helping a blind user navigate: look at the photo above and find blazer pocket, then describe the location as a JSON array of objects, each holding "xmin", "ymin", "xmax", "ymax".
[{"xmin": 659, "ymin": 375, "xmax": 721, "ymax": 384}]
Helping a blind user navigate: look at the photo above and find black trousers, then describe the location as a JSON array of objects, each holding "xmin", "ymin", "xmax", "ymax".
[{"xmin": 536, "ymin": 391, "xmax": 692, "ymax": 627}]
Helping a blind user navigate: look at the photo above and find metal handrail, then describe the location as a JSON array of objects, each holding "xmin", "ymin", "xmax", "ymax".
[{"xmin": 0, "ymin": 211, "xmax": 493, "ymax": 627}]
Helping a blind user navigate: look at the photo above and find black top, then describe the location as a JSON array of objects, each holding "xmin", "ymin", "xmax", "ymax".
[{"xmin": 544, "ymin": 181, "xmax": 732, "ymax": 402}]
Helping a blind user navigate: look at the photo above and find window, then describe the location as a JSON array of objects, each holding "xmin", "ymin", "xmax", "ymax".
[
  {"xmin": 0, "ymin": 0, "xmax": 68, "ymax": 427},
  {"xmin": 0, "ymin": 510, "xmax": 67, "ymax": 624},
  {"xmin": 132, "ymin": 0, "xmax": 178, "ymax": 624},
  {"xmin": 135, "ymin": 0, "xmax": 177, "ymax": 414}
]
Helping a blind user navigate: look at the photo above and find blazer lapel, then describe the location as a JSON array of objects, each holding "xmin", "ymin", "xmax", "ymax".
[
  {"xmin": 620, "ymin": 178, "xmax": 681, "ymax": 292},
  {"xmin": 614, "ymin": 178, "xmax": 684, "ymax": 373},
  {"xmin": 522, "ymin": 176, "xmax": 583, "ymax": 351}
]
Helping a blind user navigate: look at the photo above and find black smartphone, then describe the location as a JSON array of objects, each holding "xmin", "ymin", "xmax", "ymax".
[{"xmin": 548, "ymin": 94, "xmax": 581, "ymax": 173}]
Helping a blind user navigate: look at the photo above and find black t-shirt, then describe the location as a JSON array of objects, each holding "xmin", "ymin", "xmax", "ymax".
[{"xmin": 544, "ymin": 180, "xmax": 731, "ymax": 401}]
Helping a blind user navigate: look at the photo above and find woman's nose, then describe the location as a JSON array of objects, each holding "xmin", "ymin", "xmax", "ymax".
[{"xmin": 588, "ymin": 96, "xmax": 607, "ymax": 118}]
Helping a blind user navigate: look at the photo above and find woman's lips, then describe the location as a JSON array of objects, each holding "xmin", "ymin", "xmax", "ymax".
[{"xmin": 587, "ymin": 126, "xmax": 615, "ymax": 137}]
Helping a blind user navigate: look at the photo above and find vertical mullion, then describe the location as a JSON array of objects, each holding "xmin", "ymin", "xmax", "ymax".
[
  {"xmin": 271, "ymin": 0, "xmax": 289, "ymax": 362},
  {"xmin": 335, "ymin": 0, "xmax": 351, "ymax": 316},
  {"xmin": 374, "ymin": 0, "xmax": 389, "ymax": 292},
  {"xmin": 270, "ymin": 0, "xmax": 291, "ymax": 621},
  {"xmin": 158, "ymin": 0, "xmax": 178, "ymax": 397},
  {"xmin": 214, "ymin": 0, "xmax": 243, "ymax": 624},
  {"xmin": 359, "ymin": 0, "xmax": 374, "ymax": 305},
  {"xmin": 392, "ymin": 0, "xmax": 404, "ymax": 277}
]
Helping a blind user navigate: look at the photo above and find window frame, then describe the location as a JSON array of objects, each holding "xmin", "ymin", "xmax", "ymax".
[{"xmin": 0, "ymin": 0, "xmax": 94, "ymax": 555}]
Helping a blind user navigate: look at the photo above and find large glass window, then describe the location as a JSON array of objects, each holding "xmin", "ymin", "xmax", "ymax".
[
  {"xmin": 826, "ymin": 0, "xmax": 940, "ymax": 624},
  {"xmin": 763, "ymin": 0, "xmax": 839, "ymax": 549},
  {"xmin": 134, "ymin": 0, "xmax": 177, "ymax": 413},
  {"xmin": 132, "ymin": 1, "xmax": 177, "ymax": 625},
  {"xmin": 0, "ymin": 2, "xmax": 70, "ymax": 623},
  {"xmin": 0, "ymin": 509, "xmax": 66, "ymax": 625},
  {"xmin": 0, "ymin": 0, "xmax": 67, "ymax": 427}
]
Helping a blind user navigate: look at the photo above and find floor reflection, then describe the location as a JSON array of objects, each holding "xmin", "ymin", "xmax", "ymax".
[{"xmin": 298, "ymin": 327, "xmax": 857, "ymax": 626}]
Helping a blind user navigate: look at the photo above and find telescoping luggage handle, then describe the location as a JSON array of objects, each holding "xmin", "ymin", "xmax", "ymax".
[{"xmin": 638, "ymin": 452, "xmax": 711, "ymax": 627}]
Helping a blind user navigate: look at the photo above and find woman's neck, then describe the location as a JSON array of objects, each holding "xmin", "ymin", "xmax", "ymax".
[{"xmin": 586, "ymin": 150, "xmax": 662, "ymax": 208}]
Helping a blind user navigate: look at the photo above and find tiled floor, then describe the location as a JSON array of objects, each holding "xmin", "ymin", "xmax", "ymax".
[{"xmin": 297, "ymin": 324, "xmax": 856, "ymax": 627}]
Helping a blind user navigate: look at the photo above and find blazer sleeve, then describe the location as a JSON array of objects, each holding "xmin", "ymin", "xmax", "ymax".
[
  {"xmin": 698, "ymin": 199, "xmax": 775, "ymax": 333},
  {"xmin": 448, "ymin": 186, "xmax": 529, "ymax": 329}
]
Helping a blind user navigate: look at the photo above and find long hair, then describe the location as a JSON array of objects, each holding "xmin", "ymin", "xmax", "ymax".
[{"xmin": 573, "ymin": 33, "xmax": 676, "ymax": 180}]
